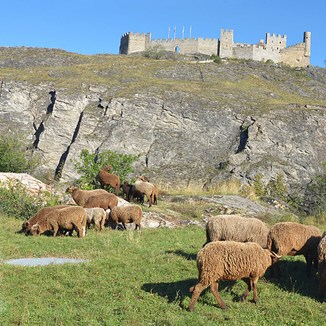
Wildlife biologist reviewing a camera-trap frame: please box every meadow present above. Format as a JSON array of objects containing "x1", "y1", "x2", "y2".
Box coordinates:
[{"x1": 0, "y1": 212, "x2": 325, "y2": 326}]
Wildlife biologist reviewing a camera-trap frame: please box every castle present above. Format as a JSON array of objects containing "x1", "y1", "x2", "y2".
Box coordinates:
[{"x1": 119, "y1": 29, "x2": 311, "y2": 67}]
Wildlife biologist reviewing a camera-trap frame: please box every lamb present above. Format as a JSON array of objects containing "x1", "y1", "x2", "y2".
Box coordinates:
[
  {"x1": 84, "y1": 207, "x2": 107, "y2": 231},
  {"x1": 317, "y1": 231, "x2": 326, "y2": 299},
  {"x1": 30, "y1": 206, "x2": 87, "y2": 238},
  {"x1": 134, "y1": 176, "x2": 155, "y2": 207},
  {"x1": 188, "y1": 241, "x2": 280, "y2": 311},
  {"x1": 267, "y1": 222, "x2": 322, "y2": 278},
  {"x1": 203, "y1": 214, "x2": 270, "y2": 248},
  {"x1": 66, "y1": 186, "x2": 108, "y2": 206},
  {"x1": 19, "y1": 205, "x2": 70, "y2": 235},
  {"x1": 108, "y1": 205, "x2": 142, "y2": 230},
  {"x1": 97, "y1": 165, "x2": 120, "y2": 195},
  {"x1": 83, "y1": 192, "x2": 118, "y2": 210}
]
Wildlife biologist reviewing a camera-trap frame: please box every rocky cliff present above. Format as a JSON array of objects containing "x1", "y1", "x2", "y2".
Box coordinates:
[{"x1": 1, "y1": 47, "x2": 326, "y2": 193}]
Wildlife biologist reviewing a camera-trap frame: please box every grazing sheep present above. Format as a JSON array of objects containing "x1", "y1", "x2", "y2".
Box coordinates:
[
  {"x1": 141, "y1": 176, "x2": 159, "y2": 205},
  {"x1": 122, "y1": 181, "x2": 144, "y2": 204},
  {"x1": 188, "y1": 241, "x2": 280, "y2": 311},
  {"x1": 267, "y1": 222, "x2": 322, "y2": 278},
  {"x1": 83, "y1": 192, "x2": 118, "y2": 210},
  {"x1": 84, "y1": 207, "x2": 107, "y2": 231},
  {"x1": 203, "y1": 214, "x2": 270, "y2": 249},
  {"x1": 317, "y1": 231, "x2": 326, "y2": 299},
  {"x1": 66, "y1": 186, "x2": 108, "y2": 206},
  {"x1": 108, "y1": 205, "x2": 142, "y2": 230},
  {"x1": 134, "y1": 176, "x2": 155, "y2": 207},
  {"x1": 30, "y1": 206, "x2": 87, "y2": 238},
  {"x1": 97, "y1": 166, "x2": 120, "y2": 195},
  {"x1": 19, "y1": 205, "x2": 70, "y2": 235}
]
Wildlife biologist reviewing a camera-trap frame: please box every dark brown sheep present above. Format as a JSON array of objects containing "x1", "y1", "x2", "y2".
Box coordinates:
[
  {"x1": 122, "y1": 181, "x2": 144, "y2": 204},
  {"x1": 97, "y1": 166, "x2": 120, "y2": 195}
]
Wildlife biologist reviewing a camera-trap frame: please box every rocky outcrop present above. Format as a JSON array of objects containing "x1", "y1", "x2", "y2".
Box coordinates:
[{"x1": 1, "y1": 47, "x2": 326, "y2": 195}]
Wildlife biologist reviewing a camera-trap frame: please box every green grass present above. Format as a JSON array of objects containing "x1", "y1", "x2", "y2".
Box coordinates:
[{"x1": 0, "y1": 213, "x2": 325, "y2": 325}]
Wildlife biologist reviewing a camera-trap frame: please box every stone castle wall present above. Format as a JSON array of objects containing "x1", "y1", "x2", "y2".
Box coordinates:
[{"x1": 120, "y1": 29, "x2": 311, "y2": 67}]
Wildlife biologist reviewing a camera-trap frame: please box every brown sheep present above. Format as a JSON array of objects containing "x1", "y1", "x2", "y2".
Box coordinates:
[
  {"x1": 317, "y1": 231, "x2": 326, "y2": 299},
  {"x1": 267, "y1": 222, "x2": 322, "y2": 278},
  {"x1": 19, "y1": 205, "x2": 70, "y2": 235},
  {"x1": 188, "y1": 241, "x2": 280, "y2": 311},
  {"x1": 97, "y1": 166, "x2": 120, "y2": 195},
  {"x1": 141, "y1": 176, "x2": 159, "y2": 205},
  {"x1": 83, "y1": 192, "x2": 118, "y2": 210},
  {"x1": 66, "y1": 186, "x2": 108, "y2": 206},
  {"x1": 203, "y1": 214, "x2": 270, "y2": 248},
  {"x1": 134, "y1": 176, "x2": 155, "y2": 207},
  {"x1": 30, "y1": 206, "x2": 87, "y2": 238},
  {"x1": 108, "y1": 205, "x2": 142, "y2": 230}
]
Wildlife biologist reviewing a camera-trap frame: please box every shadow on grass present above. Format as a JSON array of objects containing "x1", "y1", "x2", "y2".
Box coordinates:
[
  {"x1": 165, "y1": 249, "x2": 197, "y2": 261},
  {"x1": 141, "y1": 278, "x2": 237, "y2": 309},
  {"x1": 265, "y1": 258, "x2": 320, "y2": 301}
]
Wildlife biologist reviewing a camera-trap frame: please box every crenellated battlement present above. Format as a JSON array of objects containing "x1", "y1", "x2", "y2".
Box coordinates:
[{"x1": 119, "y1": 28, "x2": 311, "y2": 67}]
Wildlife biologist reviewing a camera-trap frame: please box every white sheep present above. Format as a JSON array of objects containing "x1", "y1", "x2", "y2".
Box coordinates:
[
  {"x1": 317, "y1": 231, "x2": 326, "y2": 299},
  {"x1": 188, "y1": 241, "x2": 280, "y2": 311},
  {"x1": 84, "y1": 207, "x2": 107, "y2": 231},
  {"x1": 30, "y1": 206, "x2": 87, "y2": 238},
  {"x1": 108, "y1": 205, "x2": 142, "y2": 230},
  {"x1": 204, "y1": 214, "x2": 270, "y2": 248},
  {"x1": 267, "y1": 222, "x2": 322, "y2": 278}
]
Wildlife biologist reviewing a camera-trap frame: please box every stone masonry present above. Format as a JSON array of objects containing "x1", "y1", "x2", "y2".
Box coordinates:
[{"x1": 119, "y1": 29, "x2": 311, "y2": 67}]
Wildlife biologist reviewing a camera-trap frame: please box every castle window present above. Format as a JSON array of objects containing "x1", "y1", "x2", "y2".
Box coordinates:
[{"x1": 175, "y1": 46, "x2": 181, "y2": 53}]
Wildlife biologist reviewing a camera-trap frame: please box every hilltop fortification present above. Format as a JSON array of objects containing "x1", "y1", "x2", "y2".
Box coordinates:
[{"x1": 119, "y1": 29, "x2": 311, "y2": 67}]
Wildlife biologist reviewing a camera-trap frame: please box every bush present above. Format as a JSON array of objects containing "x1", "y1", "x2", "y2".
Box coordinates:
[
  {"x1": 302, "y1": 163, "x2": 326, "y2": 215},
  {"x1": 74, "y1": 149, "x2": 139, "y2": 190},
  {"x1": 0, "y1": 131, "x2": 40, "y2": 173},
  {"x1": 0, "y1": 181, "x2": 59, "y2": 220}
]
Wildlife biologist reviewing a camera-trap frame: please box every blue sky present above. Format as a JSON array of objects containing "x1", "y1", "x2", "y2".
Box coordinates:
[{"x1": 0, "y1": 0, "x2": 325, "y2": 67}]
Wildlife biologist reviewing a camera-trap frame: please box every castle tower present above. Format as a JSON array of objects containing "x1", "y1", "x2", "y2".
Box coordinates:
[
  {"x1": 119, "y1": 32, "x2": 151, "y2": 55},
  {"x1": 219, "y1": 29, "x2": 234, "y2": 58},
  {"x1": 304, "y1": 31, "x2": 311, "y2": 57}
]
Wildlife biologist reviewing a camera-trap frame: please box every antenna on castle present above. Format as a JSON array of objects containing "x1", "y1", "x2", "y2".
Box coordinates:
[
  {"x1": 182, "y1": 26, "x2": 184, "y2": 39},
  {"x1": 174, "y1": 26, "x2": 176, "y2": 40},
  {"x1": 190, "y1": 25, "x2": 192, "y2": 38},
  {"x1": 168, "y1": 26, "x2": 170, "y2": 39}
]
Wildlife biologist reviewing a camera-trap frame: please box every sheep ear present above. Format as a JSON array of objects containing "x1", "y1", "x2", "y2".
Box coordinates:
[{"x1": 31, "y1": 224, "x2": 40, "y2": 234}]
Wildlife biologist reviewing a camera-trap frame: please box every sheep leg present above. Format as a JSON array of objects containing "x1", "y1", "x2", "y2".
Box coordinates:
[
  {"x1": 252, "y1": 278, "x2": 259, "y2": 304},
  {"x1": 188, "y1": 282, "x2": 209, "y2": 311},
  {"x1": 122, "y1": 222, "x2": 127, "y2": 230},
  {"x1": 210, "y1": 281, "x2": 227, "y2": 309},
  {"x1": 52, "y1": 225, "x2": 59, "y2": 237},
  {"x1": 240, "y1": 278, "x2": 252, "y2": 302},
  {"x1": 305, "y1": 255, "x2": 313, "y2": 278}
]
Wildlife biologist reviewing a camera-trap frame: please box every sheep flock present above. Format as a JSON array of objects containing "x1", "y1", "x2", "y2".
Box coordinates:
[{"x1": 16, "y1": 171, "x2": 326, "y2": 310}]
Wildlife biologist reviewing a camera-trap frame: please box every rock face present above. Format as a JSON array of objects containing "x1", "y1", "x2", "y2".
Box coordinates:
[{"x1": 1, "y1": 47, "x2": 326, "y2": 194}]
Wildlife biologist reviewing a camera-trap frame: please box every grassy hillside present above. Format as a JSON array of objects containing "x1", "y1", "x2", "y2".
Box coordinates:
[
  {"x1": 1, "y1": 47, "x2": 325, "y2": 111},
  {"x1": 0, "y1": 213, "x2": 325, "y2": 325}
]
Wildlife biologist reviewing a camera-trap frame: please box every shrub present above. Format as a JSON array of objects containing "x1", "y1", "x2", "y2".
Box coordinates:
[
  {"x1": 0, "y1": 131, "x2": 40, "y2": 173},
  {"x1": 74, "y1": 149, "x2": 139, "y2": 190},
  {"x1": 0, "y1": 181, "x2": 60, "y2": 220}
]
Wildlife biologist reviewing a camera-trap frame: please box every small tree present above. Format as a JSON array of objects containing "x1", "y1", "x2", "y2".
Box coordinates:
[{"x1": 74, "y1": 149, "x2": 139, "y2": 190}]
